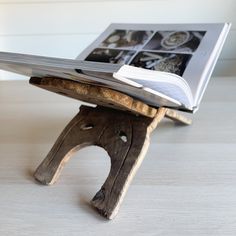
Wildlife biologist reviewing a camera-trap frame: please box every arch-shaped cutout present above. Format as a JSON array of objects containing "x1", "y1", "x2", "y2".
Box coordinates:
[{"x1": 55, "y1": 145, "x2": 111, "y2": 188}]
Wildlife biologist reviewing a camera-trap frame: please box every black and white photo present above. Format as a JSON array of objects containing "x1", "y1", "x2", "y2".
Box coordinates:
[
  {"x1": 99, "y1": 30, "x2": 153, "y2": 50},
  {"x1": 130, "y1": 51, "x2": 192, "y2": 76},
  {"x1": 144, "y1": 31, "x2": 206, "y2": 52},
  {"x1": 85, "y1": 48, "x2": 135, "y2": 64}
]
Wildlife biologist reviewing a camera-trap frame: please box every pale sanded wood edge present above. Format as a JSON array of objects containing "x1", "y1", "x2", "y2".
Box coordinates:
[{"x1": 165, "y1": 108, "x2": 192, "y2": 125}]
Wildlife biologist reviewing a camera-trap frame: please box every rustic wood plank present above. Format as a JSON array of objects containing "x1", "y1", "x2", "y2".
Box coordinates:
[
  {"x1": 165, "y1": 109, "x2": 192, "y2": 125},
  {"x1": 34, "y1": 105, "x2": 167, "y2": 219},
  {"x1": 29, "y1": 76, "x2": 192, "y2": 124},
  {"x1": 29, "y1": 77, "x2": 157, "y2": 118}
]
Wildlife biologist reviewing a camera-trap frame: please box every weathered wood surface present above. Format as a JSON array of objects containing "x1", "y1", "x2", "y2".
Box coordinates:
[
  {"x1": 34, "y1": 105, "x2": 167, "y2": 219},
  {"x1": 29, "y1": 77, "x2": 192, "y2": 125},
  {"x1": 165, "y1": 109, "x2": 192, "y2": 125},
  {"x1": 31, "y1": 76, "x2": 192, "y2": 218},
  {"x1": 29, "y1": 77, "x2": 157, "y2": 118}
]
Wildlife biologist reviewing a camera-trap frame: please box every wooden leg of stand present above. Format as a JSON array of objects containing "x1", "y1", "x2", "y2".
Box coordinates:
[
  {"x1": 34, "y1": 106, "x2": 95, "y2": 185},
  {"x1": 91, "y1": 107, "x2": 166, "y2": 219},
  {"x1": 34, "y1": 105, "x2": 166, "y2": 219},
  {"x1": 165, "y1": 108, "x2": 192, "y2": 125}
]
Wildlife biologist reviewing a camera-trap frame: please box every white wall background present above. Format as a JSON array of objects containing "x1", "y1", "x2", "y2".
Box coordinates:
[{"x1": 0, "y1": 0, "x2": 235, "y2": 80}]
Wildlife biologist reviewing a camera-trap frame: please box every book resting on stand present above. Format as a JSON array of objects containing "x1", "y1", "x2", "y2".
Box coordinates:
[{"x1": 0, "y1": 23, "x2": 231, "y2": 112}]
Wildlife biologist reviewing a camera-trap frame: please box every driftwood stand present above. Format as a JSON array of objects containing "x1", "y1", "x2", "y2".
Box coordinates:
[{"x1": 30, "y1": 77, "x2": 192, "y2": 219}]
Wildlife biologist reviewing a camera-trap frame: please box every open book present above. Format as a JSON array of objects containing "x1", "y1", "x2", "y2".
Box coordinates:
[{"x1": 0, "y1": 23, "x2": 231, "y2": 112}]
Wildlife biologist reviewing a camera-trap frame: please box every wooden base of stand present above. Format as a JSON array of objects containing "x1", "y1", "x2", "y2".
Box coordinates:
[{"x1": 30, "y1": 77, "x2": 192, "y2": 219}]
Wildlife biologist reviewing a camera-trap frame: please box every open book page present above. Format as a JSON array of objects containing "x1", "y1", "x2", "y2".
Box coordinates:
[
  {"x1": 0, "y1": 23, "x2": 230, "y2": 112},
  {"x1": 77, "y1": 23, "x2": 230, "y2": 111},
  {"x1": 0, "y1": 51, "x2": 182, "y2": 109},
  {"x1": 113, "y1": 65, "x2": 193, "y2": 108},
  {"x1": 192, "y1": 23, "x2": 231, "y2": 107}
]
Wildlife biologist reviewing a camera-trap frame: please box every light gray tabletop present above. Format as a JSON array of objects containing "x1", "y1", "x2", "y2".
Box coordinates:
[{"x1": 0, "y1": 77, "x2": 236, "y2": 235}]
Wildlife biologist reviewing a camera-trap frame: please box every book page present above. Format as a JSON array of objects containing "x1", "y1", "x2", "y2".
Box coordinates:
[
  {"x1": 0, "y1": 51, "x2": 182, "y2": 109},
  {"x1": 77, "y1": 23, "x2": 230, "y2": 109},
  {"x1": 131, "y1": 79, "x2": 191, "y2": 108}
]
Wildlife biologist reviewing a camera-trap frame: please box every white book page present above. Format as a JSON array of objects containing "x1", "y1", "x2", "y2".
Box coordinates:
[
  {"x1": 77, "y1": 23, "x2": 229, "y2": 110},
  {"x1": 113, "y1": 65, "x2": 193, "y2": 108},
  {"x1": 0, "y1": 51, "x2": 182, "y2": 109}
]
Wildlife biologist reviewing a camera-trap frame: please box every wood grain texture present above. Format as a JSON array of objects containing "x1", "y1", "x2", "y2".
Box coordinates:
[
  {"x1": 0, "y1": 77, "x2": 236, "y2": 235},
  {"x1": 29, "y1": 76, "x2": 192, "y2": 124},
  {"x1": 34, "y1": 105, "x2": 167, "y2": 219},
  {"x1": 29, "y1": 77, "x2": 158, "y2": 118},
  {"x1": 165, "y1": 109, "x2": 192, "y2": 125}
]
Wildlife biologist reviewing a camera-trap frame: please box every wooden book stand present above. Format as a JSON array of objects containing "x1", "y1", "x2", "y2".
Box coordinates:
[{"x1": 30, "y1": 77, "x2": 192, "y2": 219}]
